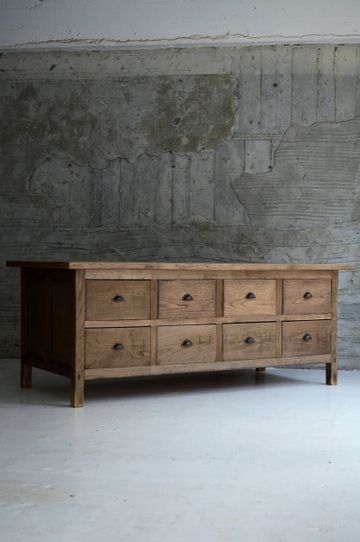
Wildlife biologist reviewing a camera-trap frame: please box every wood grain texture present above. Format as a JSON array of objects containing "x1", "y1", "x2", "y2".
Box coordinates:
[
  {"x1": 84, "y1": 313, "x2": 333, "y2": 328},
  {"x1": 157, "y1": 325, "x2": 217, "y2": 365},
  {"x1": 85, "y1": 327, "x2": 150, "y2": 369},
  {"x1": 86, "y1": 280, "x2": 150, "y2": 320},
  {"x1": 216, "y1": 279, "x2": 224, "y2": 317},
  {"x1": 71, "y1": 270, "x2": 85, "y2": 407},
  {"x1": 223, "y1": 322, "x2": 276, "y2": 361},
  {"x1": 85, "y1": 354, "x2": 332, "y2": 380},
  {"x1": 224, "y1": 279, "x2": 276, "y2": 316},
  {"x1": 158, "y1": 280, "x2": 216, "y2": 319},
  {"x1": 20, "y1": 269, "x2": 32, "y2": 388},
  {"x1": 150, "y1": 279, "x2": 158, "y2": 319},
  {"x1": 84, "y1": 269, "x2": 335, "y2": 281},
  {"x1": 283, "y1": 279, "x2": 332, "y2": 315},
  {"x1": 327, "y1": 271, "x2": 339, "y2": 385},
  {"x1": 282, "y1": 320, "x2": 331, "y2": 357}
]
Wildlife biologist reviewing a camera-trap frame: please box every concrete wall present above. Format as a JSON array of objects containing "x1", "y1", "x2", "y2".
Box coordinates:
[
  {"x1": 0, "y1": 44, "x2": 358, "y2": 367},
  {"x1": 1, "y1": 1, "x2": 360, "y2": 47}
]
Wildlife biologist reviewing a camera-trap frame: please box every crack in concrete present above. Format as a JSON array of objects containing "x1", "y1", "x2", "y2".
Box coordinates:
[{"x1": 3, "y1": 33, "x2": 360, "y2": 49}]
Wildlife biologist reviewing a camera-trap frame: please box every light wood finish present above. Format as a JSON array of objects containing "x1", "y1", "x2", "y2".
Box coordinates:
[
  {"x1": 283, "y1": 279, "x2": 331, "y2": 315},
  {"x1": 85, "y1": 313, "x2": 333, "y2": 328},
  {"x1": 223, "y1": 323, "x2": 276, "y2": 361},
  {"x1": 86, "y1": 280, "x2": 150, "y2": 320},
  {"x1": 216, "y1": 279, "x2": 224, "y2": 317},
  {"x1": 85, "y1": 269, "x2": 335, "y2": 280},
  {"x1": 327, "y1": 271, "x2": 339, "y2": 385},
  {"x1": 158, "y1": 280, "x2": 216, "y2": 319},
  {"x1": 85, "y1": 354, "x2": 332, "y2": 380},
  {"x1": 85, "y1": 327, "x2": 150, "y2": 369},
  {"x1": 216, "y1": 324, "x2": 223, "y2": 362},
  {"x1": 224, "y1": 279, "x2": 276, "y2": 316},
  {"x1": 282, "y1": 320, "x2": 331, "y2": 357},
  {"x1": 8, "y1": 261, "x2": 351, "y2": 406},
  {"x1": 150, "y1": 279, "x2": 158, "y2": 319},
  {"x1": 71, "y1": 270, "x2": 85, "y2": 407},
  {"x1": 157, "y1": 325, "x2": 217, "y2": 365}
]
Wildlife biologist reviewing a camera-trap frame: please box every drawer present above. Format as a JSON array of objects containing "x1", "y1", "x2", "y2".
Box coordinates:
[
  {"x1": 223, "y1": 280, "x2": 276, "y2": 316},
  {"x1": 283, "y1": 279, "x2": 331, "y2": 315},
  {"x1": 86, "y1": 280, "x2": 150, "y2": 320},
  {"x1": 157, "y1": 325, "x2": 217, "y2": 365},
  {"x1": 223, "y1": 322, "x2": 276, "y2": 361},
  {"x1": 158, "y1": 280, "x2": 216, "y2": 319},
  {"x1": 282, "y1": 320, "x2": 331, "y2": 357},
  {"x1": 85, "y1": 327, "x2": 150, "y2": 369}
]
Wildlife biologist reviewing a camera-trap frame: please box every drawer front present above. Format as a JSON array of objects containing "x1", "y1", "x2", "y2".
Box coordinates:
[
  {"x1": 157, "y1": 325, "x2": 217, "y2": 365},
  {"x1": 85, "y1": 327, "x2": 150, "y2": 369},
  {"x1": 283, "y1": 279, "x2": 331, "y2": 315},
  {"x1": 158, "y1": 280, "x2": 216, "y2": 319},
  {"x1": 223, "y1": 280, "x2": 276, "y2": 316},
  {"x1": 86, "y1": 280, "x2": 150, "y2": 320},
  {"x1": 223, "y1": 322, "x2": 276, "y2": 361},
  {"x1": 282, "y1": 320, "x2": 331, "y2": 357}
]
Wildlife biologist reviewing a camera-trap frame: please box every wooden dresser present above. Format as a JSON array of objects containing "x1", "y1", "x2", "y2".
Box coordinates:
[{"x1": 7, "y1": 261, "x2": 352, "y2": 407}]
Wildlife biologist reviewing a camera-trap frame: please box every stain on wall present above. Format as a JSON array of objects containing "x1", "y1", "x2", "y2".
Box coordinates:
[{"x1": 0, "y1": 45, "x2": 358, "y2": 367}]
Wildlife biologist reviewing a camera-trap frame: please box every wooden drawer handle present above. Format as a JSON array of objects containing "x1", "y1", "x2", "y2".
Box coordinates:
[
  {"x1": 246, "y1": 292, "x2": 256, "y2": 300},
  {"x1": 244, "y1": 336, "x2": 256, "y2": 345},
  {"x1": 181, "y1": 339, "x2": 193, "y2": 348},
  {"x1": 302, "y1": 333, "x2": 312, "y2": 342},
  {"x1": 113, "y1": 342, "x2": 124, "y2": 350},
  {"x1": 303, "y1": 291, "x2": 313, "y2": 300},
  {"x1": 182, "y1": 293, "x2": 193, "y2": 301},
  {"x1": 113, "y1": 294, "x2": 125, "y2": 303}
]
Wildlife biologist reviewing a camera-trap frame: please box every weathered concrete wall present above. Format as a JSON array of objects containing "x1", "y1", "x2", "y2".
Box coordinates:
[{"x1": 0, "y1": 45, "x2": 358, "y2": 367}]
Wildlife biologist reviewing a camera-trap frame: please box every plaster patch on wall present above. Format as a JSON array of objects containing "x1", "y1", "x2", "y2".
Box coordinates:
[
  {"x1": 0, "y1": 75, "x2": 236, "y2": 165},
  {"x1": 232, "y1": 118, "x2": 360, "y2": 228}
]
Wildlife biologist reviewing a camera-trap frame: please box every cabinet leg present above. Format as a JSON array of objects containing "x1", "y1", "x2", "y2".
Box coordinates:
[
  {"x1": 256, "y1": 367, "x2": 266, "y2": 372},
  {"x1": 326, "y1": 361, "x2": 337, "y2": 385},
  {"x1": 20, "y1": 363, "x2": 32, "y2": 388},
  {"x1": 71, "y1": 374, "x2": 84, "y2": 407}
]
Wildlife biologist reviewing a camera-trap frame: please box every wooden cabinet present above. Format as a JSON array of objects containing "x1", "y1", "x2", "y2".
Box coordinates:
[{"x1": 7, "y1": 261, "x2": 352, "y2": 407}]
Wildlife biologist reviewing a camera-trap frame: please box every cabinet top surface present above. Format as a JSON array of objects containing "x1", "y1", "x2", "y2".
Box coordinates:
[{"x1": 6, "y1": 260, "x2": 353, "y2": 271}]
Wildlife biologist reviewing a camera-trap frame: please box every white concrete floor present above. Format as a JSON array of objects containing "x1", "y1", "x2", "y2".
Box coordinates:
[{"x1": 1, "y1": 360, "x2": 360, "y2": 542}]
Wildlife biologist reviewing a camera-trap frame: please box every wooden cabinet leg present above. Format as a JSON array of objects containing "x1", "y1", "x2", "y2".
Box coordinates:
[
  {"x1": 71, "y1": 269, "x2": 85, "y2": 407},
  {"x1": 326, "y1": 361, "x2": 337, "y2": 385},
  {"x1": 21, "y1": 363, "x2": 32, "y2": 388},
  {"x1": 256, "y1": 367, "x2": 266, "y2": 372},
  {"x1": 71, "y1": 373, "x2": 84, "y2": 407}
]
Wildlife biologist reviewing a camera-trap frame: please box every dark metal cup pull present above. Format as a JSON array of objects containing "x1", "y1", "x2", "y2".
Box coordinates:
[
  {"x1": 244, "y1": 336, "x2": 255, "y2": 345},
  {"x1": 303, "y1": 333, "x2": 312, "y2": 342},
  {"x1": 113, "y1": 294, "x2": 125, "y2": 303},
  {"x1": 114, "y1": 342, "x2": 124, "y2": 350},
  {"x1": 246, "y1": 292, "x2": 256, "y2": 300},
  {"x1": 303, "y1": 291, "x2": 313, "y2": 300},
  {"x1": 181, "y1": 339, "x2": 193, "y2": 348},
  {"x1": 182, "y1": 293, "x2": 193, "y2": 301}
]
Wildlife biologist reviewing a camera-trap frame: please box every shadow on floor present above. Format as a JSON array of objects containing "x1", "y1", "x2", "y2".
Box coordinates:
[{"x1": 0, "y1": 359, "x2": 324, "y2": 407}]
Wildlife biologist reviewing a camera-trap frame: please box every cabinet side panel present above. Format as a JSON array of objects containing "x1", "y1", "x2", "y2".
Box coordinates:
[
  {"x1": 23, "y1": 269, "x2": 49, "y2": 363},
  {"x1": 49, "y1": 273, "x2": 76, "y2": 368}
]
